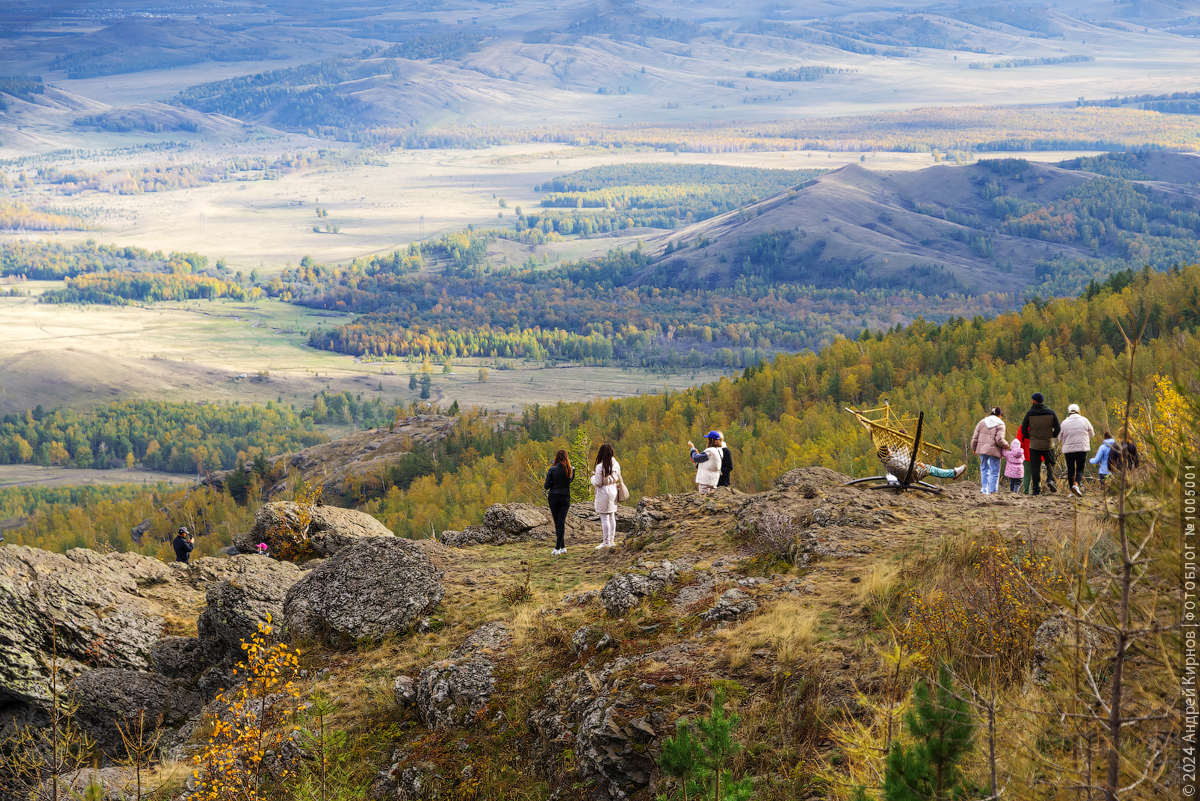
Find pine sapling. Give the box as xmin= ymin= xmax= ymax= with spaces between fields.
xmin=882 ymin=664 xmax=975 ymax=801
xmin=656 ymin=689 xmax=754 ymax=801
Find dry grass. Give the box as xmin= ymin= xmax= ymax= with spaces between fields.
xmin=718 ymin=599 xmax=820 ymax=668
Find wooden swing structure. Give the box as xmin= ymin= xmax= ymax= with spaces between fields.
xmin=843 ymin=403 xmax=951 ymax=494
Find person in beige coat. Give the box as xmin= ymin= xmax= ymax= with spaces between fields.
xmin=1059 ymin=403 xmax=1095 ymax=497
xmin=969 ymin=406 xmax=1008 ymax=494
xmin=688 ymin=432 xmax=723 ymax=495
xmin=591 ymin=443 xmax=621 ymax=549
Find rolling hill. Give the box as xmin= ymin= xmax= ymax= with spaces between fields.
xmin=629 ymin=152 xmax=1200 ymax=294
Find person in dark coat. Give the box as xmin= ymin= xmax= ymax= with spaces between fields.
xmin=544 ymin=449 xmax=574 ymax=555
xmin=716 ymin=431 xmax=733 ymax=488
xmin=172 ymin=527 xmax=194 ymax=565
xmin=1020 ymin=392 xmax=1061 ymax=495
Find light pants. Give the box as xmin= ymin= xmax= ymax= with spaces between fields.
xmin=979 ymin=455 xmax=1002 ymax=494
xmin=599 ymin=513 xmax=616 ymax=547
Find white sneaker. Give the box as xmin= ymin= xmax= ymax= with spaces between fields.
xmin=1072 ymin=484 xmax=1083 ymax=498
xmin=595 ymin=543 xmax=607 ymax=550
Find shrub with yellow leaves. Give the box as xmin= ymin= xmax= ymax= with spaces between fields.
xmin=190 ymin=616 xmax=302 ymax=801
xmin=900 ymin=538 xmax=1062 ymax=683
xmin=1112 ymin=372 xmax=1197 ymax=467
xmin=268 ymin=483 xmax=322 ymax=561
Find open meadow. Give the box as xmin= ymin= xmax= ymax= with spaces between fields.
xmin=0 ymin=287 xmax=731 ymax=416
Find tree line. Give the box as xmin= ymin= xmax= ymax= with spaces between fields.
xmin=0 ymin=401 xmax=326 ymax=474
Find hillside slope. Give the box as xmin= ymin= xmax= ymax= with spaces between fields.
xmin=631 ymin=154 xmax=1200 ymax=294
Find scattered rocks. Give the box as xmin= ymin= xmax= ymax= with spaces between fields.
xmin=197 ymin=556 xmax=304 ymax=666
xmin=416 ymin=622 xmax=510 ymax=729
xmin=700 ymin=589 xmax=759 ymax=623
xmin=672 ymin=574 xmax=716 ymax=613
xmin=600 ymin=560 xmax=677 ymax=618
xmin=283 ymin=537 xmax=444 ymax=645
xmin=236 ymin=502 xmax=394 ymax=558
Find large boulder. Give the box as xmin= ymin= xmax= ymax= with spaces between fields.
xmin=149 ymin=637 xmax=204 ymax=681
xmin=416 ymin=622 xmax=510 ymax=729
xmin=0 ymin=547 xmax=179 ymax=710
xmin=600 ymin=560 xmax=678 ymax=618
xmin=196 ymin=556 xmax=305 ymax=666
xmin=282 ymin=537 xmax=444 ymax=645
xmin=68 ymin=669 xmax=202 ymax=761
xmin=235 ymin=502 xmax=394 ymax=558
xmin=442 ymin=503 xmax=570 ymax=547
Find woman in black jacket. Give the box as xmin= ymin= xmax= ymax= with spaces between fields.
xmin=544 ymin=449 xmax=574 ymax=555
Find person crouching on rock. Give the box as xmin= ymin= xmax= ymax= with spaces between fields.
xmin=544 ymin=449 xmax=574 ymax=556
xmin=688 ymin=431 xmax=723 ymax=495
xmin=591 ymin=444 xmax=622 ymax=550
xmin=173 ymin=526 xmax=194 ymax=565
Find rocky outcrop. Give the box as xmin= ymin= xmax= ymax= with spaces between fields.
xmin=700 ymin=588 xmax=759 ymax=623
xmin=149 ymin=637 xmax=205 ymax=681
xmin=234 ymin=502 xmax=394 ymax=558
xmin=416 ymin=622 xmax=510 ymax=729
xmin=67 ymin=669 xmax=202 ymax=760
xmin=569 ymin=502 xmax=638 ymax=533
xmin=0 ymin=547 xmax=180 ymax=710
xmin=600 ymin=560 xmax=677 ymax=618
xmin=196 ymin=557 xmax=304 ymax=666
xmin=442 ymin=503 xmax=564 ymax=547
xmin=282 ymin=537 xmax=444 ymax=645
xmin=529 ymin=642 xmax=703 ymax=801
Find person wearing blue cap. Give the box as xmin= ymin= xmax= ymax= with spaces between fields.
xmin=688 ymin=431 xmax=724 ymax=495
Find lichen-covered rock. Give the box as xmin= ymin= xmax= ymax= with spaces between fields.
xmin=1032 ymin=613 xmax=1102 ymax=685
xmin=569 ymin=502 xmax=638 ymax=533
xmin=68 ymin=669 xmax=202 ymax=761
xmin=600 ymin=561 xmax=677 ymax=618
xmin=0 ymin=546 xmax=179 ymax=710
xmin=282 ymin=537 xmax=444 ymax=645
xmin=416 ymin=622 xmax=510 ymax=729
xmin=700 ymin=589 xmax=758 ymax=623
xmin=529 ymin=643 xmax=703 ymax=801
xmin=393 ymin=675 xmax=416 ymax=708
xmin=235 ymin=502 xmax=394 ymax=558
xmin=441 ymin=503 xmax=575 ymax=547
xmin=149 ymin=637 xmax=204 ymax=681
xmin=196 ymin=556 xmax=304 ymax=665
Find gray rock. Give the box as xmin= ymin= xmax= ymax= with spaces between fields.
xmin=569 ymin=502 xmax=637 ymax=533
xmin=149 ymin=637 xmax=204 ymax=681
xmin=393 ymin=675 xmax=416 ymax=708
xmin=600 ymin=561 xmax=677 ymax=618
xmin=41 ymin=767 xmax=142 ymax=801
xmin=68 ymin=669 xmax=201 ymax=761
xmin=700 ymin=589 xmax=759 ymax=623
xmin=416 ymin=622 xmax=510 ymax=729
xmin=0 ymin=546 xmax=177 ymax=710
xmin=283 ymin=537 xmax=444 ymax=645
xmin=441 ymin=503 xmax=571 ymax=547
xmin=571 ymin=626 xmax=594 ymax=656
xmin=1032 ymin=613 xmax=1101 ymax=685
xmin=196 ymin=556 xmax=304 ymax=666
xmin=234 ymin=502 xmax=394 ymax=558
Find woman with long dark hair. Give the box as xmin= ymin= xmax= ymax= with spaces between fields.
xmin=590 ymin=443 xmax=621 ymax=549
xmin=544 ymin=449 xmax=574 ymax=555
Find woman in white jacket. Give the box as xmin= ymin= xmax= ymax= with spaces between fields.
xmin=688 ymin=431 xmax=724 ymax=495
xmin=591 ymin=443 xmax=621 ymax=549
xmin=1059 ymin=403 xmax=1095 ymax=497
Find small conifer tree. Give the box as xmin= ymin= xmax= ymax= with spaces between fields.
xmin=656 ymin=689 xmax=754 ymax=801
xmin=881 ymin=665 xmax=975 ymax=801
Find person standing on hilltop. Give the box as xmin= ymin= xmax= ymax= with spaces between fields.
xmin=1059 ymin=403 xmax=1095 ymax=497
xmin=716 ymin=431 xmax=734 ymax=488
xmin=1090 ymin=431 xmax=1116 ymax=490
xmin=1020 ymin=392 xmax=1061 ymax=495
xmin=591 ymin=444 xmax=622 ymax=550
xmin=688 ymin=432 xmax=723 ymax=495
xmin=544 ymin=449 xmax=574 ymax=556
xmin=969 ymin=406 xmax=1008 ymax=495
xmin=172 ymin=526 xmax=194 ymax=565
xmin=1004 ymin=437 xmax=1025 ymax=493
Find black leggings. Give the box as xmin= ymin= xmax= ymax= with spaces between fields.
xmin=1065 ymin=451 xmax=1086 ymax=487
xmin=548 ymin=495 xmax=571 ymax=550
